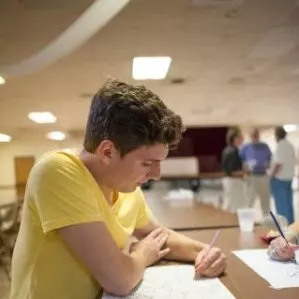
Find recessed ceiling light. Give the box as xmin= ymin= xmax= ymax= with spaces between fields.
xmin=47 ymin=131 xmax=66 ymax=141
xmin=132 ymin=56 xmax=172 ymax=80
xmin=0 ymin=76 xmax=6 ymax=85
xmin=28 ymin=112 xmax=57 ymax=124
xmin=0 ymin=133 xmax=12 ymax=142
xmin=283 ymin=124 xmax=298 ymax=132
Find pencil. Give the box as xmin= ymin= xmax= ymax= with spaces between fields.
xmin=269 ymin=211 xmax=289 ymax=244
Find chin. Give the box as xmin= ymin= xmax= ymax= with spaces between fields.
xmin=119 ymin=185 xmax=138 ymax=193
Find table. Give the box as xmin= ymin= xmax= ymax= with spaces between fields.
xmin=145 ymin=195 xmax=239 ymax=230
xmin=181 ymin=227 xmax=298 ymax=299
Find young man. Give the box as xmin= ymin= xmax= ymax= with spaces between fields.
xmin=10 ymin=80 xmax=227 ymax=299
xmin=221 ymin=128 xmax=246 ymax=212
xmin=270 ymin=126 xmax=296 ymax=224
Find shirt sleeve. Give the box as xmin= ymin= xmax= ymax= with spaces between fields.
xmin=134 ymin=188 xmax=152 ymax=229
xmin=31 ymin=153 xmax=103 ymax=233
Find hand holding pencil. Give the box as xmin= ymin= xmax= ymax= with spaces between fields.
xmin=194 ymin=230 xmax=227 ymax=278
xmin=268 ymin=211 xmax=299 ymax=261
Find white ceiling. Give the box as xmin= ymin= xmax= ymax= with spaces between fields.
xmin=0 ymin=0 xmax=299 ymax=141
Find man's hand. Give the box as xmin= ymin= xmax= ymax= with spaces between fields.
xmin=194 ymin=247 xmax=227 ymax=277
xmin=130 ymin=227 xmax=170 ymax=266
xmin=268 ymin=237 xmax=298 ymax=261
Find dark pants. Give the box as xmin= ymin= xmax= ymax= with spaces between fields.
xmin=270 ymin=177 xmax=294 ymax=224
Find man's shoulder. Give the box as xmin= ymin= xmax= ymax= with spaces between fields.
xmin=279 ymin=139 xmax=295 ymax=151
xmin=31 ymin=150 xmax=85 ymax=181
xmin=253 ymin=142 xmax=270 ymax=151
xmin=259 ymin=141 xmax=269 ymax=147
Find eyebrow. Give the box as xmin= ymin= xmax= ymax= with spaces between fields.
xmin=145 ymin=159 xmax=162 ymax=162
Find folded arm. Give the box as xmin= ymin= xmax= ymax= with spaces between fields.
xmin=58 ymin=222 xmax=146 ymax=296
xmin=134 ymin=218 xmax=206 ymax=262
xmin=134 ymin=218 xmax=227 ymax=277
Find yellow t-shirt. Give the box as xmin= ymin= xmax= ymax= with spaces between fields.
xmin=10 ymin=151 xmax=152 ymax=299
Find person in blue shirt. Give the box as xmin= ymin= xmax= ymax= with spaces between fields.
xmin=240 ymin=128 xmax=272 ymax=218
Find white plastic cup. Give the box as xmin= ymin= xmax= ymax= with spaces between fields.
xmin=237 ymin=208 xmax=255 ymax=232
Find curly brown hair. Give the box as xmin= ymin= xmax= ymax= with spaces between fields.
xmin=84 ymin=79 xmax=184 ymax=156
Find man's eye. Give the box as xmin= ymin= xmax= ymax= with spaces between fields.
xmin=142 ymin=162 xmax=152 ymax=167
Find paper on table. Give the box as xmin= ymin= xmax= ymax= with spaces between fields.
xmin=102 ymin=265 xmax=235 ymax=299
xmin=233 ymin=249 xmax=299 ymax=289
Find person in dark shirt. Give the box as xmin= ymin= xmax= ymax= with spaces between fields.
xmin=221 ymin=128 xmax=246 ymax=212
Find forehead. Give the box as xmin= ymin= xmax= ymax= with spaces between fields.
xmin=126 ymin=144 xmax=168 ymax=161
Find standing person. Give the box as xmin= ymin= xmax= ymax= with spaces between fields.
xmin=10 ymin=80 xmax=227 ymax=299
xmin=270 ymin=126 xmax=296 ymax=224
xmin=240 ymin=128 xmax=272 ymax=218
xmin=221 ymin=129 xmax=246 ymax=212
xmin=221 ymin=128 xmax=246 ymax=212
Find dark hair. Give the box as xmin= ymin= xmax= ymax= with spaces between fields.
xmin=275 ymin=126 xmax=286 ymax=140
xmin=84 ymin=79 xmax=184 ymax=156
xmin=226 ymin=128 xmax=241 ymax=146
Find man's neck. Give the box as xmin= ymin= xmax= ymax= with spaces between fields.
xmin=99 ymin=185 xmax=115 ymax=205
xmin=79 ymin=150 xmax=114 ymax=205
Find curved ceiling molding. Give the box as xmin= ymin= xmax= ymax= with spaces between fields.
xmin=0 ymin=0 xmax=130 ymax=78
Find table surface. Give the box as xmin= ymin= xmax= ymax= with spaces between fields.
xmin=145 ymin=195 xmax=239 ymax=230
xmin=181 ymin=227 xmax=298 ymax=299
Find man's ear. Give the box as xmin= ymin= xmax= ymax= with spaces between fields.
xmin=95 ymin=140 xmax=118 ymax=165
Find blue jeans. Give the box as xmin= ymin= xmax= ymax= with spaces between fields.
xmin=270 ymin=177 xmax=294 ymax=224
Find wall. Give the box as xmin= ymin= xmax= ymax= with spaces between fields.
xmin=0 ymin=139 xmax=81 ymax=187
xmin=168 ymin=127 xmax=228 ymax=172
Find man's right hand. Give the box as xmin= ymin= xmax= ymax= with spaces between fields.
xmin=131 ymin=227 xmax=170 ymax=266
xmin=268 ymin=236 xmax=297 ymax=261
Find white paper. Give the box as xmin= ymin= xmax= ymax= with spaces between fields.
xmin=233 ymin=249 xmax=299 ymax=289
xmin=102 ymin=265 xmax=235 ymax=299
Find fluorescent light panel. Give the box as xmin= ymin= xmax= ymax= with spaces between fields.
xmin=28 ymin=112 xmax=57 ymax=124
xmin=0 ymin=133 xmax=12 ymax=142
xmin=283 ymin=124 xmax=299 ymax=132
xmin=47 ymin=131 xmax=66 ymax=141
xmin=0 ymin=76 xmax=6 ymax=85
xmin=132 ymin=56 xmax=172 ymax=80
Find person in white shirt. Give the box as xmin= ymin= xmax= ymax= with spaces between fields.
xmin=270 ymin=126 xmax=296 ymax=224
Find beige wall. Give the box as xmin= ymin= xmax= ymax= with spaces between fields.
xmin=0 ymin=139 xmax=81 ymax=187
xmin=2 ymin=128 xmax=299 ymax=188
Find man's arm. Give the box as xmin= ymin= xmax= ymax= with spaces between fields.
xmin=222 ymin=151 xmax=244 ymax=178
xmin=239 ymin=145 xmax=250 ymax=172
xmin=58 ymin=222 xmax=147 ymax=296
xmin=270 ymin=163 xmax=281 ymax=177
xmin=134 ymin=218 xmax=227 ymax=277
xmin=134 ymin=218 xmax=206 ymax=262
xmin=270 ymin=144 xmax=281 ymax=177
